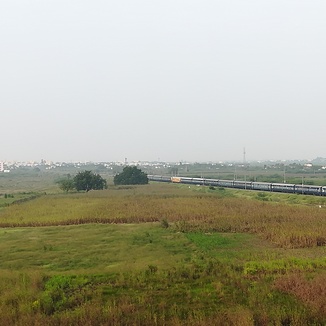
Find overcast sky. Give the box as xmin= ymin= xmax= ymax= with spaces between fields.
xmin=1 ymin=1 xmax=325 ymax=162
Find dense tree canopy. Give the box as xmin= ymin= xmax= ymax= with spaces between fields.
xmin=73 ymin=170 xmax=107 ymax=192
xmin=114 ymin=166 xmax=148 ymax=185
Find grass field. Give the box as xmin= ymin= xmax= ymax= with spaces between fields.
xmin=0 ymin=223 xmax=193 ymax=273
xmin=0 ymin=182 xmax=325 ymax=325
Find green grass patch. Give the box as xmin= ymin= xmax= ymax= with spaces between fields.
xmin=186 ymin=232 xmax=247 ymax=250
xmin=0 ymin=223 xmax=194 ymax=273
xmin=0 ymin=223 xmax=325 ymax=324
xmin=244 ymin=257 xmax=326 ymax=275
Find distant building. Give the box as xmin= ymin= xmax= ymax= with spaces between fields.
xmin=0 ymin=161 xmax=4 ymax=172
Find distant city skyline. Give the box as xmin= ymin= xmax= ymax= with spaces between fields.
xmin=1 ymin=1 xmax=325 ymax=163
xmin=1 ymin=155 xmax=326 ymax=165
xmin=1 ymin=149 xmax=326 ymax=164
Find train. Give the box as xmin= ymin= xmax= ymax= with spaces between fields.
xmin=147 ymin=175 xmax=326 ymax=196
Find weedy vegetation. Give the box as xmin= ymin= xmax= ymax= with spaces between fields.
xmin=0 ymin=182 xmax=325 ymax=325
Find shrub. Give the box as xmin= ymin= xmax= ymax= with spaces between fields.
xmin=160 ymin=218 xmax=169 ymax=228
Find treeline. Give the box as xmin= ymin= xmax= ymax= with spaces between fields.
xmin=57 ymin=167 xmax=148 ymax=192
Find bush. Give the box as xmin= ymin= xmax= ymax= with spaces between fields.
xmin=160 ymin=218 xmax=169 ymax=228
xmin=74 ymin=171 xmax=107 ymax=192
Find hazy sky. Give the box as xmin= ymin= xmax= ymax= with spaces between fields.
xmin=1 ymin=1 xmax=325 ymax=162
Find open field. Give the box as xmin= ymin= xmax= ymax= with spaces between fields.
xmin=1 ymin=184 xmax=325 ymax=248
xmin=0 ymin=182 xmax=325 ymax=325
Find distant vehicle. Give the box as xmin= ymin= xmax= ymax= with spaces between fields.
xmin=148 ymin=175 xmax=326 ymax=196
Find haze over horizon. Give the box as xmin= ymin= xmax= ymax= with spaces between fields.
xmin=1 ymin=1 xmax=325 ymax=163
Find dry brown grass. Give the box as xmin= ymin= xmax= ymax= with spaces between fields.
xmin=275 ymin=273 xmax=326 ymax=319
xmin=0 ymin=184 xmax=325 ymax=248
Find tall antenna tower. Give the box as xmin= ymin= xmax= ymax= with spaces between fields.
xmin=243 ymin=147 xmax=246 ymax=165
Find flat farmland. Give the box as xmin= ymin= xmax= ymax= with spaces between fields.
xmin=0 ymin=183 xmax=325 ymax=325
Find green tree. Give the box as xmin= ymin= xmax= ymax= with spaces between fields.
xmin=73 ymin=170 xmax=107 ymax=192
xmin=57 ymin=174 xmax=75 ymax=192
xmin=114 ymin=166 xmax=148 ymax=185
xmin=57 ymin=177 xmax=75 ymax=193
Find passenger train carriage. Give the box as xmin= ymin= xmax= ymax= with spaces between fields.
xmin=148 ymin=175 xmax=326 ymax=196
